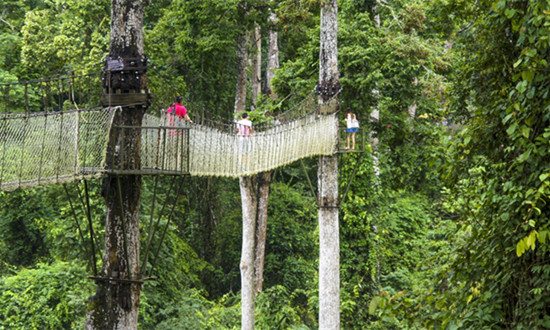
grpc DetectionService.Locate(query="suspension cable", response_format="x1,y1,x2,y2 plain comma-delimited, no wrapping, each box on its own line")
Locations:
149,175,185,277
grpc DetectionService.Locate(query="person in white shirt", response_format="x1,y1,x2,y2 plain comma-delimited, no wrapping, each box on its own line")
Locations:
345,107,359,150
237,112,254,171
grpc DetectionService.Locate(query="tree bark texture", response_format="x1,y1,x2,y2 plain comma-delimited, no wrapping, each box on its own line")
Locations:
251,25,262,110
318,0,339,105
318,0,340,329
85,1,147,329
254,171,271,294
266,11,279,97
371,90,380,177
318,154,340,330
253,11,278,293
235,19,255,326
408,77,418,119
239,176,258,330
110,0,145,57
234,30,249,113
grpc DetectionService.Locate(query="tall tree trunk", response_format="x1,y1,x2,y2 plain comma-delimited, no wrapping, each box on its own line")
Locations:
254,9,280,293
318,0,340,329
254,171,270,294
235,31,249,113
371,3,382,285
251,14,279,294
265,10,279,98
250,25,261,111
408,77,418,119
239,175,257,330
234,8,257,327
371,89,380,177
85,1,148,329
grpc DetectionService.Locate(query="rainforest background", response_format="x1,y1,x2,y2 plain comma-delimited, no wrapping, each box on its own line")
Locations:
1,0,550,328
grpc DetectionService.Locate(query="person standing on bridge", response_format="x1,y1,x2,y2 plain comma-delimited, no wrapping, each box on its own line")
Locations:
345,107,359,150
237,112,254,171
167,96,192,136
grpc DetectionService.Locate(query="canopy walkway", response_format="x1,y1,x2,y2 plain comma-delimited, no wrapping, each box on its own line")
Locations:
0,68,368,191
0,90,342,192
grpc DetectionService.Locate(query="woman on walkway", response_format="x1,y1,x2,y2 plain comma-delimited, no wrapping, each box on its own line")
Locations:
167,96,193,136
237,112,254,171
345,107,359,150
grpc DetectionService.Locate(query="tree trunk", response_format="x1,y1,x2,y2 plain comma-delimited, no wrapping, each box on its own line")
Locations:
318,154,340,329
252,15,277,294
371,90,380,177
234,11,257,327
250,25,261,111
254,9,281,292
254,171,271,294
318,0,340,329
265,10,279,98
408,77,418,119
85,1,147,329
240,176,257,330
234,30,249,113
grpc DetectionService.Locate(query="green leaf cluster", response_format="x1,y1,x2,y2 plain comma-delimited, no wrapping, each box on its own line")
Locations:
429,0,550,328
0,261,92,329
3,0,550,329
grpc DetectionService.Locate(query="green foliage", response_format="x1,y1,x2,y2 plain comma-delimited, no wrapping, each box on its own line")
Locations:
152,289,240,330
146,0,242,116
19,0,110,78
342,181,452,329
339,152,379,327
0,188,53,266
377,192,434,284
275,0,321,64
0,260,92,329
264,182,317,292
139,228,213,328
255,285,313,329
0,0,43,74
170,176,243,299
0,182,106,272
4,1,550,329
367,202,456,329
378,115,447,196
0,33,21,73
47,182,105,267
431,0,550,328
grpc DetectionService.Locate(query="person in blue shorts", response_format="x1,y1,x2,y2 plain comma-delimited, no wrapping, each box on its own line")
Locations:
345,107,359,150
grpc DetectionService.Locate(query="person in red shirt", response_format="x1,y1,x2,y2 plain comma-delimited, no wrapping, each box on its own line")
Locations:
167,96,192,136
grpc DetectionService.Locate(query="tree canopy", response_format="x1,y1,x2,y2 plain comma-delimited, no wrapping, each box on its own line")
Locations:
1,0,549,328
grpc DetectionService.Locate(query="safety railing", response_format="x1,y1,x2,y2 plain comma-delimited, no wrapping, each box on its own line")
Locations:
104,126,190,175
0,109,115,191
337,126,368,153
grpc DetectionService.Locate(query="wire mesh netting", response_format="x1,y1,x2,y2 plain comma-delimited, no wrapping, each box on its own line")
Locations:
142,108,338,178
0,108,116,191
0,76,344,191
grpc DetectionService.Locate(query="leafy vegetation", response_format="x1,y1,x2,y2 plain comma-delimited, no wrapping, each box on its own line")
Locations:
0,261,92,329
1,0,549,328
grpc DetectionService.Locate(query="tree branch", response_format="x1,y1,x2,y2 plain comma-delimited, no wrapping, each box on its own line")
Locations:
0,18,14,32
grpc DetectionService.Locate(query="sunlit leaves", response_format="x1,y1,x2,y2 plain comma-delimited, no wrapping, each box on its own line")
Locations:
19,0,110,78
440,0,550,327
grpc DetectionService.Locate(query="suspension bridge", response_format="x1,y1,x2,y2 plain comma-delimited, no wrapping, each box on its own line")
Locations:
0,68,364,192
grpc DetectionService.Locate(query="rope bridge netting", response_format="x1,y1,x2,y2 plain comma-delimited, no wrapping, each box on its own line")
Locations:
0,108,117,191
0,88,338,191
